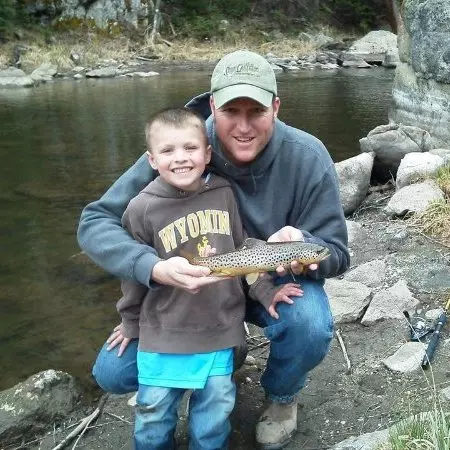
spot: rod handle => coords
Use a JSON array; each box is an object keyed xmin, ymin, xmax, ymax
[{"xmin": 422, "ymin": 331, "xmax": 441, "ymax": 367}]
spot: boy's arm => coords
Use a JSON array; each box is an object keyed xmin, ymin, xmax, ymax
[
  {"xmin": 226, "ymin": 186, "xmax": 246, "ymax": 248},
  {"xmin": 248, "ymin": 275, "xmax": 302, "ymax": 319},
  {"xmin": 117, "ymin": 282, "xmax": 148, "ymax": 339},
  {"xmin": 77, "ymin": 154, "xmax": 159, "ymax": 287}
]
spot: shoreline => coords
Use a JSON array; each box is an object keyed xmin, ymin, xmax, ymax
[{"xmin": 0, "ymin": 29, "xmax": 401, "ymax": 88}]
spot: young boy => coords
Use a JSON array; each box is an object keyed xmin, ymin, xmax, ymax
[{"xmin": 117, "ymin": 108, "xmax": 302, "ymax": 450}]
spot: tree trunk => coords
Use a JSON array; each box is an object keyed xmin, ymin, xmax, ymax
[
  {"xmin": 150, "ymin": 0, "xmax": 162, "ymax": 45},
  {"xmin": 385, "ymin": 0, "xmax": 398, "ymax": 33}
]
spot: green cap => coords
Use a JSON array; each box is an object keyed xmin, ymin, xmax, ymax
[{"xmin": 211, "ymin": 50, "xmax": 277, "ymax": 108}]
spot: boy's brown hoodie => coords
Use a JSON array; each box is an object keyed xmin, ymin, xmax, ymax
[{"xmin": 117, "ymin": 174, "xmax": 281, "ymax": 354}]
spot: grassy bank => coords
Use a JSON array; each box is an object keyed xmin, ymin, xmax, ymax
[
  {"xmin": 0, "ymin": 23, "xmax": 337, "ymax": 72},
  {"xmin": 411, "ymin": 165, "xmax": 450, "ymax": 247}
]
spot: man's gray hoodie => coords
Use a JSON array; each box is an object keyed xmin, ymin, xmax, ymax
[{"xmin": 77, "ymin": 93, "xmax": 350, "ymax": 287}]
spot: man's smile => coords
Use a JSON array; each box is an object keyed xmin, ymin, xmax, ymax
[{"xmin": 234, "ymin": 137, "xmax": 254, "ymax": 143}]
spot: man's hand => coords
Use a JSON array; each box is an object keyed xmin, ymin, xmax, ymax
[
  {"xmin": 152, "ymin": 257, "xmax": 227, "ymax": 294},
  {"xmin": 268, "ymin": 283, "xmax": 303, "ymax": 319},
  {"xmin": 106, "ymin": 324, "xmax": 131, "ymax": 357},
  {"xmin": 268, "ymin": 226, "xmax": 318, "ymax": 276}
]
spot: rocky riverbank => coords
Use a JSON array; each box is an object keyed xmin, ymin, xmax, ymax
[
  {"xmin": 0, "ymin": 30, "xmax": 399, "ymax": 88},
  {"xmin": 2, "ymin": 157, "xmax": 450, "ymax": 449}
]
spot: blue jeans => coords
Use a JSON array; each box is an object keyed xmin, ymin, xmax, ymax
[
  {"xmin": 92, "ymin": 276, "xmax": 333, "ymax": 403},
  {"xmin": 134, "ymin": 376, "xmax": 235, "ymax": 450}
]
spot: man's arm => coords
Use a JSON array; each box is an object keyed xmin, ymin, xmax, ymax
[
  {"xmin": 269, "ymin": 160, "xmax": 349, "ymax": 279},
  {"xmin": 77, "ymin": 153, "xmax": 158, "ymax": 287},
  {"xmin": 296, "ymin": 165, "xmax": 350, "ymax": 279}
]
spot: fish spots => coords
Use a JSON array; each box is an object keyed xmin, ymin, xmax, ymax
[{"xmin": 190, "ymin": 241, "xmax": 330, "ymax": 276}]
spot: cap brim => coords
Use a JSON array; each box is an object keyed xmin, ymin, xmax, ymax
[{"xmin": 212, "ymin": 84, "xmax": 273, "ymax": 109}]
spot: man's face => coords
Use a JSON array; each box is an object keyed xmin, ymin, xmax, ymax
[{"xmin": 210, "ymin": 96, "xmax": 280, "ymax": 166}]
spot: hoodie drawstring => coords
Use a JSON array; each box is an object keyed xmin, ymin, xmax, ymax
[{"xmin": 250, "ymin": 168, "xmax": 257, "ymax": 195}]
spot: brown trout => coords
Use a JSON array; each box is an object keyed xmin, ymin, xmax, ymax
[{"xmin": 181, "ymin": 238, "xmax": 330, "ymax": 285}]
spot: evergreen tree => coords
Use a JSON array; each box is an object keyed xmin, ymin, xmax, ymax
[{"xmin": 0, "ymin": 0, "xmax": 16, "ymax": 34}]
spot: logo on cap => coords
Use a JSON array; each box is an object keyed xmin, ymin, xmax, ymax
[{"xmin": 224, "ymin": 62, "xmax": 261, "ymax": 78}]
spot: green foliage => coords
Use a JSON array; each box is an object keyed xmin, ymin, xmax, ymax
[
  {"xmin": 433, "ymin": 164, "xmax": 450, "ymax": 198},
  {"xmin": 0, "ymin": 0, "xmax": 16, "ymax": 33},
  {"xmin": 162, "ymin": 0, "xmax": 251, "ymax": 39},
  {"xmin": 323, "ymin": 0, "xmax": 380, "ymax": 31},
  {"xmin": 182, "ymin": 14, "xmax": 223, "ymax": 40},
  {"xmin": 165, "ymin": 0, "xmax": 249, "ymax": 20},
  {"xmin": 385, "ymin": 411, "xmax": 450, "ymax": 450},
  {"xmin": 1, "ymin": 0, "xmax": 389, "ymax": 40}
]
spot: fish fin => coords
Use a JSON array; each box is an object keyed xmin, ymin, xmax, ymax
[
  {"xmin": 245, "ymin": 272, "xmax": 259, "ymax": 285},
  {"xmin": 238, "ymin": 238, "xmax": 266, "ymax": 250},
  {"xmin": 179, "ymin": 250, "xmax": 196, "ymax": 263}
]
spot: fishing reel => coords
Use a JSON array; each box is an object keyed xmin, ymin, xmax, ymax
[{"xmin": 403, "ymin": 310, "xmax": 435, "ymax": 341}]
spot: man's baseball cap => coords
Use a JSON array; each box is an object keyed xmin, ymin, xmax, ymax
[{"xmin": 210, "ymin": 50, "xmax": 277, "ymax": 108}]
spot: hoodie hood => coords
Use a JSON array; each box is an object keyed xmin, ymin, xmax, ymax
[
  {"xmin": 141, "ymin": 173, "xmax": 232, "ymax": 199},
  {"xmin": 185, "ymin": 92, "xmax": 212, "ymax": 120}
]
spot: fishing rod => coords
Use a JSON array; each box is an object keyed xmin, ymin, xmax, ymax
[{"xmin": 422, "ymin": 297, "xmax": 450, "ymax": 368}]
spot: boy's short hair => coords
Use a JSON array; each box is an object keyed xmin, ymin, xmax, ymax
[{"xmin": 145, "ymin": 108, "xmax": 208, "ymax": 153}]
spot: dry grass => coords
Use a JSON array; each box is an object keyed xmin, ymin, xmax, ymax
[
  {"xmin": 139, "ymin": 36, "xmax": 315, "ymax": 61},
  {"xmin": 412, "ymin": 200, "xmax": 450, "ymax": 242},
  {"xmin": 0, "ymin": 29, "xmax": 317, "ymax": 71},
  {"xmin": 408, "ymin": 165, "xmax": 450, "ymax": 246},
  {"xmin": 378, "ymin": 407, "xmax": 450, "ymax": 450},
  {"xmin": 434, "ymin": 165, "xmax": 450, "ymax": 198},
  {"xmin": 1, "ymin": 33, "xmax": 136, "ymax": 71}
]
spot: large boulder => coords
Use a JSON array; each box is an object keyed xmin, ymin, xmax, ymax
[
  {"xmin": 0, "ymin": 370, "xmax": 81, "ymax": 446},
  {"xmin": 361, "ymin": 279, "xmax": 419, "ymax": 325},
  {"xmin": 396, "ymin": 152, "xmax": 445, "ymax": 189},
  {"xmin": 325, "ymin": 279, "xmax": 372, "ymax": 324},
  {"xmin": 359, "ymin": 123, "xmax": 432, "ymax": 181},
  {"xmin": 338, "ymin": 30, "xmax": 398, "ymax": 66},
  {"xmin": 335, "ymin": 152, "xmax": 374, "ymax": 215},
  {"xmin": 384, "ymin": 180, "xmax": 445, "ymax": 217},
  {"xmin": 389, "ymin": 0, "xmax": 450, "ymax": 148},
  {"xmin": 0, "ymin": 67, "xmax": 34, "ymax": 88},
  {"xmin": 30, "ymin": 63, "xmax": 58, "ymax": 82},
  {"xmin": 57, "ymin": 0, "xmax": 146, "ymax": 29}
]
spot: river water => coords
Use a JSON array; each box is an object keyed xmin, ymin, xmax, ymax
[{"xmin": 0, "ymin": 67, "xmax": 394, "ymax": 390}]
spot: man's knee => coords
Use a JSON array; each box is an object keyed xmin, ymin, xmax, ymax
[{"xmin": 267, "ymin": 289, "xmax": 333, "ymax": 361}]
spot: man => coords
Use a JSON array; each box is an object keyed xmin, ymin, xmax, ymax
[{"xmin": 78, "ymin": 50, "xmax": 350, "ymax": 449}]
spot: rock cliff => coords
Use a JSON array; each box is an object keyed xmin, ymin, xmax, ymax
[{"xmin": 389, "ymin": 0, "xmax": 450, "ymax": 147}]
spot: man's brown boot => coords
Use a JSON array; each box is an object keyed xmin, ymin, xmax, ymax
[{"xmin": 255, "ymin": 399, "xmax": 298, "ymax": 449}]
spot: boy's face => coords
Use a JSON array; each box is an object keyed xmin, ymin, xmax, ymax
[{"xmin": 147, "ymin": 122, "xmax": 211, "ymax": 192}]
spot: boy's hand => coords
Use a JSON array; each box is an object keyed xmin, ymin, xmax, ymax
[
  {"xmin": 268, "ymin": 226, "xmax": 318, "ymax": 275},
  {"xmin": 268, "ymin": 283, "xmax": 303, "ymax": 320},
  {"xmin": 198, "ymin": 245, "xmax": 216, "ymax": 257},
  {"xmin": 152, "ymin": 257, "xmax": 227, "ymax": 294},
  {"xmin": 106, "ymin": 324, "xmax": 131, "ymax": 357}
]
